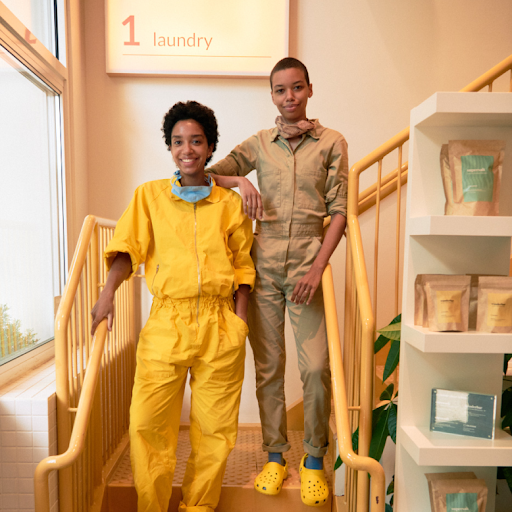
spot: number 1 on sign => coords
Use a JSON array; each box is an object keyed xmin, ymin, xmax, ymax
[{"xmin": 122, "ymin": 15, "xmax": 140, "ymax": 46}]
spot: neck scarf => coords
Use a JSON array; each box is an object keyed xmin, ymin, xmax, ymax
[
  {"xmin": 275, "ymin": 116, "xmax": 316, "ymax": 139},
  {"xmin": 171, "ymin": 170, "xmax": 212, "ymax": 203}
]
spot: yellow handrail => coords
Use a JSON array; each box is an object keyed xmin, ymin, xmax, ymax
[
  {"xmin": 34, "ymin": 215, "xmax": 136, "ymax": 512},
  {"xmin": 323, "ymin": 264, "xmax": 385, "ymax": 512},
  {"xmin": 34, "ymin": 321, "xmax": 108, "ymax": 512}
]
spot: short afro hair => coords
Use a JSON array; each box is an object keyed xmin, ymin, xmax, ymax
[
  {"xmin": 162, "ymin": 101, "xmax": 219, "ymax": 165},
  {"xmin": 270, "ymin": 57, "xmax": 310, "ymax": 88}
]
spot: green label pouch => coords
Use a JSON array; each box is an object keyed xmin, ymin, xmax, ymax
[
  {"xmin": 461, "ymin": 155, "xmax": 494, "ymax": 202},
  {"xmin": 448, "ymin": 140, "xmax": 505, "ymax": 216},
  {"xmin": 446, "ymin": 492, "xmax": 478, "ymax": 512}
]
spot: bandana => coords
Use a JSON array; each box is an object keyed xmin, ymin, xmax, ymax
[
  {"xmin": 171, "ymin": 170, "xmax": 212, "ymax": 203},
  {"xmin": 275, "ymin": 116, "xmax": 317, "ymax": 139}
]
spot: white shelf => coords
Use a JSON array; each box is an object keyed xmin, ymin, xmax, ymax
[
  {"xmin": 396, "ymin": 92, "xmax": 512, "ymax": 512},
  {"xmin": 401, "ymin": 426, "xmax": 512, "ymax": 467},
  {"xmin": 411, "ymin": 92, "xmax": 512, "ymax": 127},
  {"xmin": 408, "ymin": 215, "xmax": 512, "ymax": 237},
  {"xmin": 402, "ymin": 324, "xmax": 512, "ymax": 353}
]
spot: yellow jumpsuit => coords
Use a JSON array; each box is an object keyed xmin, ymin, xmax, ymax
[
  {"xmin": 209, "ymin": 121, "xmax": 348, "ymax": 458},
  {"xmin": 105, "ymin": 177, "xmax": 255, "ymax": 512}
]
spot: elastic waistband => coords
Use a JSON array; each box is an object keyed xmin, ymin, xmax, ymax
[
  {"xmin": 153, "ymin": 295, "xmax": 232, "ymax": 308},
  {"xmin": 255, "ymin": 221, "xmax": 324, "ymax": 238}
]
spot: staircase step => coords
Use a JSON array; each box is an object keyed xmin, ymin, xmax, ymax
[{"xmin": 107, "ymin": 427, "xmax": 333, "ymax": 511}]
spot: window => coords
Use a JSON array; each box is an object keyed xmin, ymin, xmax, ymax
[
  {"xmin": 0, "ymin": 3, "xmax": 66, "ymax": 367},
  {"xmin": 1, "ymin": 0, "xmax": 65, "ymax": 63}
]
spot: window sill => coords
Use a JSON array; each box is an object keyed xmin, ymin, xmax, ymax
[{"xmin": 0, "ymin": 340, "xmax": 55, "ymax": 390}]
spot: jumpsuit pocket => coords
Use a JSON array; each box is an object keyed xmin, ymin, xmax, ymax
[
  {"xmin": 258, "ymin": 169, "xmax": 281, "ymax": 210},
  {"xmin": 297, "ymin": 167, "xmax": 326, "ymax": 209},
  {"xmin": 224, "ymin": 308, "xmax": 249, "ymax": 347}
]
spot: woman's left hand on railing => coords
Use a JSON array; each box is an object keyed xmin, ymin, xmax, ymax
[
  {"xmin": 91, "ymin": 252, "xmax": 132, "ymax": 335},
  {"xmin": 91, "ymin": 291, "xmax": 115, "ymax": 335}
]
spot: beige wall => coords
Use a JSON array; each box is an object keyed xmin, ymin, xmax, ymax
[{"xmin": 80, "ymin": 0, "xmax": 512, "ymax": 422}]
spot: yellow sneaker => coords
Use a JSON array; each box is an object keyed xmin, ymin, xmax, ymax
[
  {"xmin": 299, "ymin": 454, "xmax": 329, "ymax": 506},
  {"xmin": 254, "ymin": 460, "xmax": 289, "ymax": 495}
]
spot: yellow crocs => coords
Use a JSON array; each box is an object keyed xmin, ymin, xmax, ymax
[
  {"xmin": 254, "ymin": 460, "xmax": 289, "ymax": 495},
  {"xmin": 299, "ymin": 454, "xmax": 329, "ymax": 506}
]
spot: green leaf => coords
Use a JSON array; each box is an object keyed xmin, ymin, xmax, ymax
[
  {"xmin": 380, "ymin": 383, "xmax": 395, "ymax": 401},
  {"xmin": 375, "ymin": 334, "xmax": 391, "ymax": 353},
  {"xmin": 388, "ymin": 314, "xmax": 402, "ymax": 325},
  {"xmin": 385, "ymin": 503, "xmax": 393, "ymax": 512},
  {"xmin": 501, "ymin": 386, "xmax": 512, "ymax": 418},
  {"xmin": 372, "ymin": 404, "xmax": 387, "ymax": 430},
  {"xmin": 376, "ymin": 323, "xmax": 401, "ymax": 341},
  {"xmin": 383, "ymin": 340, "xmax": 400, "ymax": 382},
  {"xmin": 388, "ymin": 403, "xmax": 398, "ymax": 444},
  {"xmin": 352, "ymin": 427, "xmax": 359, "ymax": 452},
  {"xmin": 504, "ymin": 354, "xmax": 512, "ymax": 374},
  {"xmin": 387, "ymin": 476, "xmax": 394, "ymax": 495},
  {"xmin": 503, "ymin": 467, "xmax": 512, "ymax": 494},
  {"xmin": 334, "ymin": 455, "xmax": 342, "ymax": 470},
  {"xmin": 390, "ymin": 494, "xmax": 394, "ymax": 506},
  {"xmin": 502, "ymin": 408, "xmax": 512, "ymax": 431},
  {"xmin": 369, "ymin": 405, "xmax": 392, "ymax": 462}
]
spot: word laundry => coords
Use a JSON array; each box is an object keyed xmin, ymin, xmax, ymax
[{"xmin": 153, "ymin": 32, "xmax": 213, "ymax": 50}]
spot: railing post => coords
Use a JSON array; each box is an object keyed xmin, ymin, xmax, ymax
[
  {"xmin": 56, "ymin": 305, "xmax": 73, "ymax": 512},
  {"xmin": 91, "ymin": 224, "xmax": 104, "ymax": 487}
]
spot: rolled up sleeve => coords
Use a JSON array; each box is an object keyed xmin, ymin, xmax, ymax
[
  {"xmin": 324, "ymin": 137, "xmax": 348, "ymax": 217},
  {"xmin": 228, "ymin": 206, "xmax": 255, "ymax": 292},
  {"xmin": 104, "ymin": 185, "xmax": 152, "ymax": 275},
  {"xmin": 208, "ymin": 135, "xmax": 260, "ymax": 178}
]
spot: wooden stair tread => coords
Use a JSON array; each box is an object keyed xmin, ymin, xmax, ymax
[
  {"xmin": 106, "ymin": 427, "xmax": 333, "ymax": 511},
  {"xmin": 109, "ymin": 428, "xmax": 333, "ymax": 489}
]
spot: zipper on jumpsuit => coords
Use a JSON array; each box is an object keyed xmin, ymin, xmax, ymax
[
  {"xmin": 151, "ymin": 264, "xmax": 160, "ymax": 295},
  {"xmin": 194, "ymin": 203, "xmax": 201, "ymax": 327}
]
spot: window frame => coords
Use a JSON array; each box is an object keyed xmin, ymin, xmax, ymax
[{"xmin": 0, "ymin": 1, "xmax": 70, "ymax": 377}]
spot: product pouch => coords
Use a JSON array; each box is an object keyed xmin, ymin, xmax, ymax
[
  {"xmin": 425, "ymin": 473, "xmax": 477, "ymax": 512},
  {"xmin": 440, "ymin": 144, "xmax": 455, "ymax": 215},
  {"xmin": 430, "ymin": 478, "xmax": 487, "ymax": 512},
  {"xmin": 415, "ymin": 274, "xmax": 444, "ymax": 328},
  {"xmin": 424, "ymin": 275, "xmax": 471, "ymax": 331},
  {"xmin": 448, "ymin": 140, "xmax": 505, "ymax": 216},
  {"xmin": 477, "ymin": 276, "xmax": 512, "ymax": 333}
]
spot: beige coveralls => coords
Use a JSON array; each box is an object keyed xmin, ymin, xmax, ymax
[
  {"xmin": 209, "ymin": 121, "xmax": 348, "ymax": 457},
  {"xmin": 104, "ymin": 178, "xmax": 255, "ymax": 512}
]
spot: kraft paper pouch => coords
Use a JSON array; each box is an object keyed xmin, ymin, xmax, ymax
[
  {"xmin": 425, "ymin": 473, "xmax": 477, "ymax": 512},
  {"xmin": 477, "ymin": 276, "xmax": 512, "ymax": 333},
  {"xmin": 466, "ymin": 274, "xmax": 500, "ymax": 330},
  {"xmin": 415, "ymin": 274, "xmax": 444, "ymax": 327},
  {"xmin": 430, "ymin": 478, "xmax": 487, "ymax": 512},
  {"xmin": 440, "ymin": 144, "xmax": 455, "ymax": 215},
  {"xmin": 425, "ymin": 275, "xmax": 471, "ymax": 332},
  {"xmin": 448, "ymin": 140, "xmax": 505, "ymax": 216}
]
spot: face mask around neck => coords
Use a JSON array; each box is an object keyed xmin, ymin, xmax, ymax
[{"xmin": 171, "ymin": 170, "xmax": 212, "ymax": 203}]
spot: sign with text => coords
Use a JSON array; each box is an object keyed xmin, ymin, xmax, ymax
[{"xmin": 106, "ymin": 0, "xmax": 289, "ymax": 77}]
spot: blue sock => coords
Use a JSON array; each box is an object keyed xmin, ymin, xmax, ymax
[
  {"xmin": 304, "ymin": 454, "xmax": 323, "ymax": 470},
  {"xmin": 268, "ymin": 452, "xmax": 284, "ymax": 465}
]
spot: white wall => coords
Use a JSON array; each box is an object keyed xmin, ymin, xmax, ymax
[{"xmin": 82, "ymin": 0, "xmax": 512, "ymax": 423}]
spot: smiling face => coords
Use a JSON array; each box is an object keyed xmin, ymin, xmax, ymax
[
  {"xmin": 169, "ymin": 119, "xmax": 213, "ymax": 186},
  {"xmin": 271, "ymin": 67, "xmax": 313, "ymax": 124}
]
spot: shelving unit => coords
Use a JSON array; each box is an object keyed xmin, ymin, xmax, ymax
[{"xmin": 395, "ymin": 92, "xmax": 512, "ymax": 512}]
